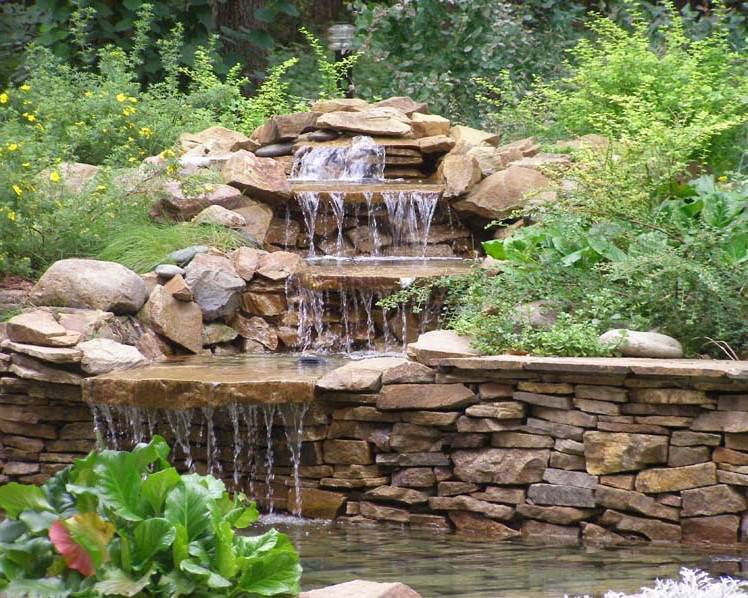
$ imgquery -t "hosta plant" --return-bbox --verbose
[0,436,301,597]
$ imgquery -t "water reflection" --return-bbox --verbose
[256,520,748,597]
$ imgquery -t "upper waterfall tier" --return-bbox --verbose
[291,135,386,182]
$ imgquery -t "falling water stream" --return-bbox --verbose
[90,401,311,515]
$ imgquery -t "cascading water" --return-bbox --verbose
[291,136,386,181]
[90,402,310,517]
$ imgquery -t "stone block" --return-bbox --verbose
[532,406,597,428]
[465,402,525,420]
[671,431,721,447]
[717,395,748,411]
[575,385,628,402]
[725,434,748,451]
[517,504,592,525]
[437,481,479,496]
[332,465,382,480]
[390,423,442,453]
[692,411,748,433]
[527,483,595,508]
[594,485,679,522]
[392,468,436,488]
[452,448,549,484]
[514,391,572,410]
[635,463,717,493]
[668,446,711,467]
[682,484,747,517]
[599,475,635,490]
[682,515,739,545]
[600,509,681,542]
[428,495,514,520]
[286,487,347,519]
[520,520,579,544]
[377,384,476,411]
[583,432,668,475]
[478,382,514,400]
[333,406,400,423]
[491,432,554,449]
[469,486,525,505]
[400,411,458,427]
[542,468,597,489]
[524,418,583,441]
[572,399,621,416]
[713,447,748,465]
[554,439,585,455]
[456,417,521,433]
[376,453,450,467]
[632,389,711,405]
[549,452,586,471]
[364,485,430,506]
[581,522,628,545]
[517,382,573,395]
[323,439,372,465]
[359,501,410,523]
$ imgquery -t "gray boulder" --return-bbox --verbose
[600,329,684,358]
[31,259,147,314]
[184,253,245,321]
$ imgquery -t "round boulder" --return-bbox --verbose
[31,259,148,315]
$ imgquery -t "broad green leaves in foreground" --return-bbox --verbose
[0,435,301,597]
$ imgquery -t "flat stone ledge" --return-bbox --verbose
[434,356,748,380]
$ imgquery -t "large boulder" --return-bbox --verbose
[138,285,203,353]
[599,329,684,358]
[436,153,482,198]
[184,253,245,321]
[453,165,554,220]
[316,107,413,137]
[221,150,291,204]
[410,113,449,137]
[179,126,256,154]
[78,338,147,374]
[449,125,499,147]
[251,112,321,145]
[157,181,245,220]
[371,96,428,116]
[31,259,148,314]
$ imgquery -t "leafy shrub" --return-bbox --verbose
[488,4,748,170]
[351,0,587,127]
[0,436,301,596]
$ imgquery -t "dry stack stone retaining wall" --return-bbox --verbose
[3,344,748,547]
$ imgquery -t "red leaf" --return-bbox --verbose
[49,520,95,577]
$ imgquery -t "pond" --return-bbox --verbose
[259,517,748,597]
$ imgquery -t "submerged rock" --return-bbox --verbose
[31,259,148,315]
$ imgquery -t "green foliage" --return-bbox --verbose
[0,437,301,597]
[298,27,361,100]
[489,4,748,170]
[351,0,587,126]
[98,222,245,274]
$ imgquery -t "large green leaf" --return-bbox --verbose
[19,510,58,534]
[2,577,69,598]
[132,518,176,569]
[236,535,301,597]
[155,571,195,597]
[171,524,189,567]
[93,566,154,597]
[213,521,237,580]
[180,559,232,589]
[0,484,53,519]
[92,452,144,521]
[131,436,171,472]
[180,473,225,499]
[141,468,180,515]
[164,482,212,543]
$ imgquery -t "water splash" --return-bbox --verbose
[291,136,385,181]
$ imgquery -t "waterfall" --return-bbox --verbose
[291,135,385,181]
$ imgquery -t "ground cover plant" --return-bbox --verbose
[0,436,301,597]
[384,3,748,359]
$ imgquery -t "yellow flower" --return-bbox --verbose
[0,92,8,104]
[7,211,16,221]
[128,156,138,163]
[84,91,93,97]
[19,84,31,92]
[138,126,152,138]
[116,93,127,103]
[50,171,61,183]
[22,112,36,122]
[75,121,85,126]
[160,148,176,159]
[122,106,136,117]
[22,162,30,168]
[718,175,728,183]
[12,184,22,196]
[128,96,138,104]
[96,185,106,192]
[7,143,18,151]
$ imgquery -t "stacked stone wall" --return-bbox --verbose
[4,349,748,547]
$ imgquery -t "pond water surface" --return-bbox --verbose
[260,518,748,597]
